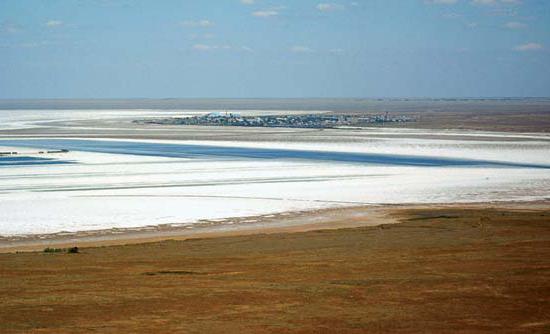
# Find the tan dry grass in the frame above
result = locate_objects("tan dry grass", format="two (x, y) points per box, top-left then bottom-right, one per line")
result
(1, 207), (549, 333)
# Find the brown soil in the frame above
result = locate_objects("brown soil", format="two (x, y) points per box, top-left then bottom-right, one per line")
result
(1, 206), (550, 333)
(384, 110), (550, 133)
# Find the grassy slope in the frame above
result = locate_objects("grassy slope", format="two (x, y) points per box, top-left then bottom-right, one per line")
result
(1, 208), (549, 333)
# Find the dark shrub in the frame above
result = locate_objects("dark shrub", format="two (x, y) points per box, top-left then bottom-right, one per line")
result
(43, 247), (64, 253)
(67, 247), (79, 254)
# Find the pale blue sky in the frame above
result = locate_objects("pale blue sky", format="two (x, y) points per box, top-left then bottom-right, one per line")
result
(0, 0), (549, 98)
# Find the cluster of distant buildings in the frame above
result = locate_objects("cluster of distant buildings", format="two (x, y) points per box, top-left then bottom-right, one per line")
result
(136, 112), (415, 129)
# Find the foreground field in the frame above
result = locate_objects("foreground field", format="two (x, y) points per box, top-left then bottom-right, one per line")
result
(1, 207), (550, 333)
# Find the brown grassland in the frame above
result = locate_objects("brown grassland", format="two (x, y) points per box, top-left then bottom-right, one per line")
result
(1, 207), (549, 333)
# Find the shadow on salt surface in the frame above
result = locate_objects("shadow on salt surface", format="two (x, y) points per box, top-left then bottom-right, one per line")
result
(1, 138), (549, 169)
(0, 156), (74, 167)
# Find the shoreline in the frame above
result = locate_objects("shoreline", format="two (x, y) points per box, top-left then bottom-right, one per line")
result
(3, 200), (548, 253)
(0, 205), (391, 253)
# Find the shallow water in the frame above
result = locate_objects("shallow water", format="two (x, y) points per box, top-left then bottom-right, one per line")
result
(0, 155), (73, 166)
(2, 139), (549, 169)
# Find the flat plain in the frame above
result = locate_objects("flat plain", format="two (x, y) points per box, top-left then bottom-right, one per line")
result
(1, 99), (549, 333)
(1, 205), (549, 333)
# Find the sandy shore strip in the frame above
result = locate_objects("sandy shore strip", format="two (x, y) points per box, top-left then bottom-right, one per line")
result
(0, 205), (391, 253)
(2, 200), (548, 253)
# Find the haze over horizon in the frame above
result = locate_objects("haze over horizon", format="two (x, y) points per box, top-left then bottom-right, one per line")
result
(1, 0), (550, 99)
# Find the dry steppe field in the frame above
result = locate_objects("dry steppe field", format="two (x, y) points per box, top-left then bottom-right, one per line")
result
(1, 207), (549, 333)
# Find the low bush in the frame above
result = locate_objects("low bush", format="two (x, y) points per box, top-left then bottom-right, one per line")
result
(43, 246), (80, 254)
(43, 247), (64, 253)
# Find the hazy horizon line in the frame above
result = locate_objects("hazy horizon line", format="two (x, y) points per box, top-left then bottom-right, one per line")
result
(1, 97), (550, 101)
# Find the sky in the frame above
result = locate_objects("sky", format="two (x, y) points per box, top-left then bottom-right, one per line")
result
(0, 0), (549, 98)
